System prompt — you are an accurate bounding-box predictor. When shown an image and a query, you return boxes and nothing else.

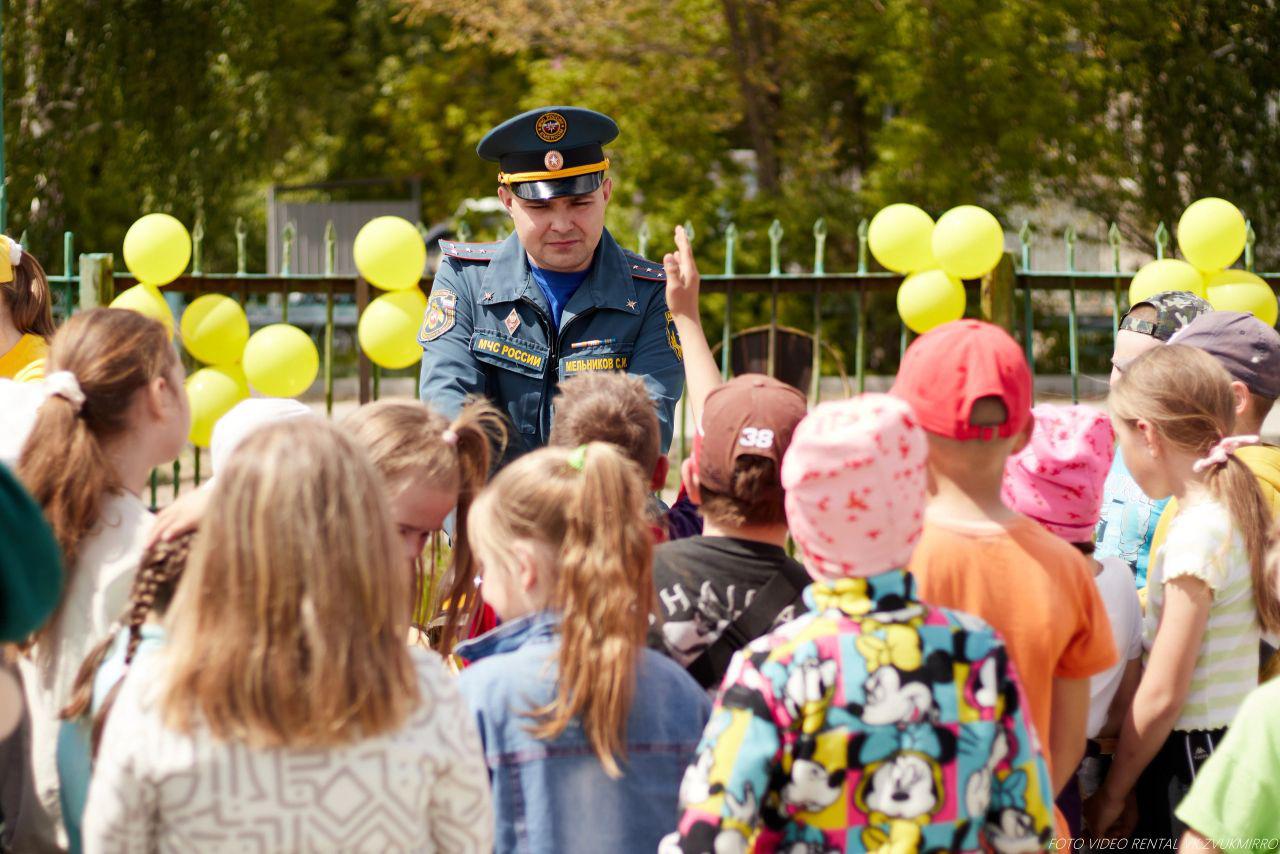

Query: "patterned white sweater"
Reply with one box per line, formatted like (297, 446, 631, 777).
(82, 647, 493, 853)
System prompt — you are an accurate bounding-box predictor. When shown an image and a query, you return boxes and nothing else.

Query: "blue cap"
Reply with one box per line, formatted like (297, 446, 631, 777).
(478, 106, 618, 201)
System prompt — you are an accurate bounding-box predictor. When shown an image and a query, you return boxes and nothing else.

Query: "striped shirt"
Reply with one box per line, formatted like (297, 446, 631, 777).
(1144, 499, 1258, 731)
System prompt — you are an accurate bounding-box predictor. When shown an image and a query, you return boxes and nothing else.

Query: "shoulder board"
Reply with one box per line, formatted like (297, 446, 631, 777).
(622, 251, 666, 282)
(438, 239, 501, 262)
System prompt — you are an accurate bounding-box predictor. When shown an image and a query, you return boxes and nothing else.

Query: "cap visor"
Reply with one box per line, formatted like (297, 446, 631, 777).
(511, 172, 604, 201)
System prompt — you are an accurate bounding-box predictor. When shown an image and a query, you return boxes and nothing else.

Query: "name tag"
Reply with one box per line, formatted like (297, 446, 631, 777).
(471, 331, 549, 378)
(561, 354, 630, 373)
(560, 341, 634, 378)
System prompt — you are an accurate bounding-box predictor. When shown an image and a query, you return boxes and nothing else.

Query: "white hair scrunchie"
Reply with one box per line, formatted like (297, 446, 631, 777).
(8, 240, 22, 267)
(43, 371, 85, 413)
(1192, 434, 1259, 473)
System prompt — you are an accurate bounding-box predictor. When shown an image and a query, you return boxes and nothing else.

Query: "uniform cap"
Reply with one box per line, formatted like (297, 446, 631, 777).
(1169, 310, 1280, 399)
(1002, 404, 1115, 543)
(782, 394, 927, 580)
(1120, 290, 1213, 342)
(693, 374, 807, 495)
(478, 106, 618, 201)
(891, 319, 1033, 441)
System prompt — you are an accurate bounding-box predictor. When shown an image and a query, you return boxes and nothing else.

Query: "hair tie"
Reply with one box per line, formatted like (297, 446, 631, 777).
(1193, 434, 1259, 473)
(566, 444, 588, 472)
(8, 240, 23, 267)
(441, 428, 459, 447)
(43, 371, 85, 413)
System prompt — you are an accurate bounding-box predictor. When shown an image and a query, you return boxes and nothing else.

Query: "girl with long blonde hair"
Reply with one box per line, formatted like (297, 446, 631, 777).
(456, 442, 709, 854)
(342, 397, 507, 651)
(16, 307, 189, 849)
(81, 419, 492, 852)
(1085, 344, 1280, 839)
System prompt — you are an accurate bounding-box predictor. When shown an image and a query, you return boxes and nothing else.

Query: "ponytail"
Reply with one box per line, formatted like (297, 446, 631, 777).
(1207, 455, 1280, 633)
(1, 247, 55, 340)
(17, 308, 176, 640)
(469, 442, 653, 777)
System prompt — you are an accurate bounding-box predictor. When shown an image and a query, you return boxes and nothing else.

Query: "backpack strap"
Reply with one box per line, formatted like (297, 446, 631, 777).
(685, 569, 807, 690)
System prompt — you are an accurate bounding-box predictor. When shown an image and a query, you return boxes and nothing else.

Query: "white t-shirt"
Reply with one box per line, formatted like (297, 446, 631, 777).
(18, 490, 152, 848)
(1087, 556, 1143, 739)
(83, 647, 494, 854)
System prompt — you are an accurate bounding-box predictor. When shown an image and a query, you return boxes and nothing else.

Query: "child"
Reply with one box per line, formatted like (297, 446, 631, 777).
(1083, 345, 1280, 840)
(648, 374, 811, 690)
(455, 442, 710, 854)
(1001, 404, 1143, 834)
(343, 398, 507, 650)
(1096, 290, 1212, 589)
(0, 237, 55, 383)
(895, 320, 1117, 814)
(665, 395, 1055, 852)
(82, 419, 493, 851)
(15, 307, 190, 849)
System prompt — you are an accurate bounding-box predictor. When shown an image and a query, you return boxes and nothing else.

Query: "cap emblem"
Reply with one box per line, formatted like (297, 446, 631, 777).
(544, 150, 564, 171)
(535, 112, 567, 143)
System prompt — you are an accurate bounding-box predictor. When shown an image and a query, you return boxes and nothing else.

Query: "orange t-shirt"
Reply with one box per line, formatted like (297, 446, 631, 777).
(908, 513, 1118, 770)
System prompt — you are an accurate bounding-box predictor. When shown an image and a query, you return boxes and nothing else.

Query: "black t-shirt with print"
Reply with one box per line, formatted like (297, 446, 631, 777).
(648, 535, 811, 684)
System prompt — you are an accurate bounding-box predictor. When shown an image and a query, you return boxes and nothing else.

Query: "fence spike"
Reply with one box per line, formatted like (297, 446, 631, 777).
(723, 223, 737, 277)
(235, 217, 248, 275)
(813, 217, 827, 275)
(1064, 224, 1077, 273)
(857, 218, 869, 274)
(456, 219, 472, 242)
(768, 219, 784, 276)
(1154, 221, 1169, 260)
(18, 229, 27, 247)
(1245, 219, 1256, 272)
(281, 221, 296, 277)
(191, 215, 205, 275)
(636, 220, 650, 257)
(682, 220, 696, 246)
(323, 220, 337, 276)
(415, 220, 429, 242)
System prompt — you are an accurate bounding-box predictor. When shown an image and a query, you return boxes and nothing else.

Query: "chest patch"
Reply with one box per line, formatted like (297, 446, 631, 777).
(471, 330, 549, 378)
(419, 290, 457, 342)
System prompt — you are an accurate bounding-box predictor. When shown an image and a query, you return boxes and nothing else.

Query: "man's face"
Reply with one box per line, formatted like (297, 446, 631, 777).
(499, 177, 612, 273)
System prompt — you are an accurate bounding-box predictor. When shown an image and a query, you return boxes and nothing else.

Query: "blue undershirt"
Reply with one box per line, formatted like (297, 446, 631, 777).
(529, 263, 589, 329)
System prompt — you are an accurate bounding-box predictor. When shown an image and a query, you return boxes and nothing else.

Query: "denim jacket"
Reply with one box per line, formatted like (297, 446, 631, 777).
(456, 611, 711, 853)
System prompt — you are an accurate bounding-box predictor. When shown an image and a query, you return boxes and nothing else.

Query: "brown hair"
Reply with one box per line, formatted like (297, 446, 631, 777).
(17, 308, 178, 633)
(342, 397, 507, 652)
(1111, 344, 1280, 632)
(468, 443, 654, 777)
(1, 245, 55, 340)
(549, 372, 662, 477)
(160, 419, 419, 747)
(61, 532, 195, 756)
(699, 456, 787, 527)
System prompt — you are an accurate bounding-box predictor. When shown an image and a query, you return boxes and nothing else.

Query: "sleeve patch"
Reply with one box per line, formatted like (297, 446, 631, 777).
(420, 290, 458, 343)
(666, 310, 684, 362)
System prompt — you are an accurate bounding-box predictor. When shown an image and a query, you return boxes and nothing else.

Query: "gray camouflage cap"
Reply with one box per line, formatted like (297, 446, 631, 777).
(1121, 290, 1214, 342)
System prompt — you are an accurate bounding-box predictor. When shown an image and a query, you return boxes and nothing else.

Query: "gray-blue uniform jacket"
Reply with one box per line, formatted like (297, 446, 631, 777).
(418, 228, 684, 457)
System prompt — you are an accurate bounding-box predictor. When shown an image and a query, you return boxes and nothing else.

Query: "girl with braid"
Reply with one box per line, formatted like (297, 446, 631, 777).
(56, 532, 195, 854)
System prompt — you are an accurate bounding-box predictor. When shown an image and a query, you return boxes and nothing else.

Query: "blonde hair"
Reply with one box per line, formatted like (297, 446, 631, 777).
(161, 419, 419, 747)
(343, 397, 507, 652)
(468, 442, 654, 778)
(1112, 344, 1280, 632)
(18, 308, 178, 635)
(1, 245, 55, 340)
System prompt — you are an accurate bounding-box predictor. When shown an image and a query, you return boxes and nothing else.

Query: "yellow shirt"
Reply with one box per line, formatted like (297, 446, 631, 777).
(0, 333, 47, 382)
(1149, 444, 1280, 560)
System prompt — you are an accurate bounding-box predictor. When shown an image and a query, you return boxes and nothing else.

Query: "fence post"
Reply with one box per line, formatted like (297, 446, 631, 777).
(78, 253, 114, 309)
(356, 275, 372, 404)
(980, 252, 1016, 332)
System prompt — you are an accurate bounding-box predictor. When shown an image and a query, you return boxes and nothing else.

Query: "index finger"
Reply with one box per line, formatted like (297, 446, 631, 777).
(674, 226, 695, 274)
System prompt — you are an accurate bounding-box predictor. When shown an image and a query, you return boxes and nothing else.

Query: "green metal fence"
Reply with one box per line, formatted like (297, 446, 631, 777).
(32, 214, 1280, 509)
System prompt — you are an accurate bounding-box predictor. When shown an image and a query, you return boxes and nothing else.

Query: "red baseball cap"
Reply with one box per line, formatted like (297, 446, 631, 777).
(694, 374, 808, 493)
(891, 319, 1032, 440)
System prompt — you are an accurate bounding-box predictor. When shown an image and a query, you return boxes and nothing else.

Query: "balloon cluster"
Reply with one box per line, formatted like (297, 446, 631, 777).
(1130, 198, 1277, 326)
(868, 204, 1005, 333)
(108, 214, 319, 447)
(353, 217, 428, 369)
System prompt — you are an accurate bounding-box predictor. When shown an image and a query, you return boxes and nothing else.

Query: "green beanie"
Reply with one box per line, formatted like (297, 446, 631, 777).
(0, 463, 62, 642)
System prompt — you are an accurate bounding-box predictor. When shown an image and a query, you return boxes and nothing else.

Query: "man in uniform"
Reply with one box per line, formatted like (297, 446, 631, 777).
(419, 106, 684, 457)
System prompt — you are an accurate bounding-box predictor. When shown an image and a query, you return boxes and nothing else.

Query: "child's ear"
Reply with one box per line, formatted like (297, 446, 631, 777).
(651, 455, 670, 492)
(514, 543, 542, 595)
(145, 375, 172, 421)
(1011, 416, 1035, 455)
(681, 457, 701, 505)
(1230, 380, 1251, 419)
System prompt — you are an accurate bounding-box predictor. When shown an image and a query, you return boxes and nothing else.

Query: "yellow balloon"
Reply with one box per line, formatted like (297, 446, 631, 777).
(359, 289, 428, 370)
(353, 216, 427, 291)
(220, 362, 252, 398)
(185, 366, 249, 448)
(868, 204, 935, 274)
(897, 269, 966, 334)
(123, 213, 191, 286)
(1178, 198, 1246, 272)
(180, 294, 249, 366)
(109, 284, 174, 338)
(1129, 259, 1206, 305)
(1205, 269, 1278, 327)
(931, 206, 1005, 280)
(242, 324, 319, 398)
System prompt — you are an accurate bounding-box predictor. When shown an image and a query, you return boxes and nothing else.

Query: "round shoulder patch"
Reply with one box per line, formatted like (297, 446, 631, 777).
(535, 111, 567, 143)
